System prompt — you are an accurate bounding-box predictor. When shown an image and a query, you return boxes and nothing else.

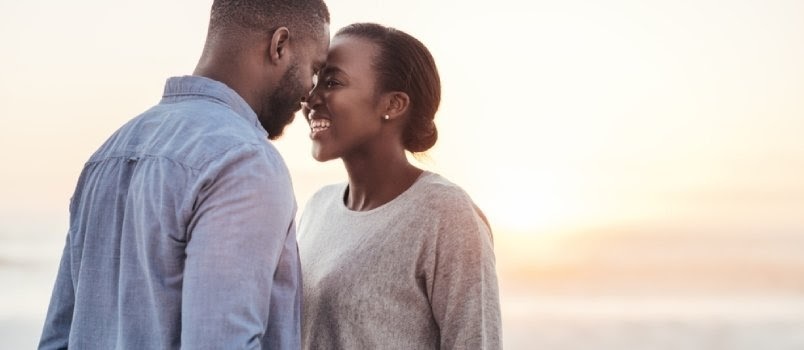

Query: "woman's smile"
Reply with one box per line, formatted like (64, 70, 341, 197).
(309, 116, 331, 139)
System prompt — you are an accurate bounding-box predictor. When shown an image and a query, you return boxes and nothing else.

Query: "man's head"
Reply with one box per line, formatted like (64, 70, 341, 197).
(196, 0, 330, 139)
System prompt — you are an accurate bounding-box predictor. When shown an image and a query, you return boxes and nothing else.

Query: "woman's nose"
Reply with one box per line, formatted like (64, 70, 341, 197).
(301, 87, 319, 120)
(304, 84, 323, 107)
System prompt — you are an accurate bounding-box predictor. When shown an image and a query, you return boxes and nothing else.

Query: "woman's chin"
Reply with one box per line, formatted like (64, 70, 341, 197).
(311, 147, 336, 162)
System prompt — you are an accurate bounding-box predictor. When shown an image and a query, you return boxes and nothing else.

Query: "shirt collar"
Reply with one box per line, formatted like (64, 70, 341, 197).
(161, 75, 269, 138)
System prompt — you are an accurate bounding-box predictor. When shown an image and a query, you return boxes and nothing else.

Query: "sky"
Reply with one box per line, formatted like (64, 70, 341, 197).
(1, 0, 803, 240)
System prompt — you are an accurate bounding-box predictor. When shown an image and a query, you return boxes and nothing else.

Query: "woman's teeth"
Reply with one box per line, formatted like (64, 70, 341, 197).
(310, 119, 331, 132)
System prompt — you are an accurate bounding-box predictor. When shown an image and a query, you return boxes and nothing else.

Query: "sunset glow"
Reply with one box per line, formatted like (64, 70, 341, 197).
(2, 1, 804, 348)
(2, 0, 803, 238)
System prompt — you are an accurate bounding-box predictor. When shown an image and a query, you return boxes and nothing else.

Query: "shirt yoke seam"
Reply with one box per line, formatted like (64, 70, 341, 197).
(84, 140, 269, 173)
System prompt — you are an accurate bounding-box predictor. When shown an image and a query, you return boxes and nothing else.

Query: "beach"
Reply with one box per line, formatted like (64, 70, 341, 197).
(3, 229, 804, 349)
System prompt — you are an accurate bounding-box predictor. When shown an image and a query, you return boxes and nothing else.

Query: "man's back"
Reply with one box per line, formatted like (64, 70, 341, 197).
(39, 76, 301, 349)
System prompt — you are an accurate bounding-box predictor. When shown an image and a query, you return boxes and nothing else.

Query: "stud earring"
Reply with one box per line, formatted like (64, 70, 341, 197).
(383, 115, 390, 120)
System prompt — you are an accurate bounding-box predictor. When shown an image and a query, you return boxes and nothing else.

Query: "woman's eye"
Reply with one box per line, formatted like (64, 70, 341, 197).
(325, 79, 340, 88)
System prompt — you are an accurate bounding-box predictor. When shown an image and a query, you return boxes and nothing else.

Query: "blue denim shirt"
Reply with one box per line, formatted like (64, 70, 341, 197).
(39, 76, 301, 349)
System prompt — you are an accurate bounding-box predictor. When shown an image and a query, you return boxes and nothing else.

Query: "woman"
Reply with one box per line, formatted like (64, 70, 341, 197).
(298, 23, 501, 349)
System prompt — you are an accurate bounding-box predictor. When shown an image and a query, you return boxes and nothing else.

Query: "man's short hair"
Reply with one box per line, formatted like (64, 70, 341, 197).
(209, 0, 330, 42)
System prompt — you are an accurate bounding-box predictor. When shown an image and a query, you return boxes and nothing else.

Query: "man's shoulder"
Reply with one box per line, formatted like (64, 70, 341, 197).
(108, 100, 275, 170)
(156, 98, 260, 142)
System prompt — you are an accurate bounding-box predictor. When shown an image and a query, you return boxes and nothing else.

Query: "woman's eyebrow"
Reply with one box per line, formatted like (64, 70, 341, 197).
(321, 65, 344, 76)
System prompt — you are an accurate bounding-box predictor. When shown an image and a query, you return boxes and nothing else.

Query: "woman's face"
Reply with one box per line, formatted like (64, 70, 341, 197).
(304, 35, 387, 162)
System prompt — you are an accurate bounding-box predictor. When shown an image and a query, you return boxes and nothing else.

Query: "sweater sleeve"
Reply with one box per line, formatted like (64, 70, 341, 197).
(429, 190, 502, 350)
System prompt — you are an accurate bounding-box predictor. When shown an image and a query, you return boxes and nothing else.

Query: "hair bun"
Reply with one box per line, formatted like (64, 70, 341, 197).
(405, 120, 437, 153)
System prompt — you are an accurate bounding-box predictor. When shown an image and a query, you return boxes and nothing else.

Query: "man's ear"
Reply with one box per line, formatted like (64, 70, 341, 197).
(384, 92, 411, 120)
(268, 27, 290, 65)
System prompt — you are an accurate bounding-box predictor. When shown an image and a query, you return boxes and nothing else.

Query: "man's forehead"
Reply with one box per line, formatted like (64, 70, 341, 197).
(312, 22, 330, 48)
(314, 30, 330, 67)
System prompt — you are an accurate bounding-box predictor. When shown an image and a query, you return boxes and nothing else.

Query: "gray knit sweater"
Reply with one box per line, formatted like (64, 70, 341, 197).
(298, 171, 501, 349)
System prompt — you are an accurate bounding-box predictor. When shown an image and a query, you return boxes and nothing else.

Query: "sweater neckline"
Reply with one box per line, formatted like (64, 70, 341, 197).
(336, 171, 433, 216)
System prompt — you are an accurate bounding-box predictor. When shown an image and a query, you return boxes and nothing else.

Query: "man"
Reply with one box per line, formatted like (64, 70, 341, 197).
(39, 1, 329, 348)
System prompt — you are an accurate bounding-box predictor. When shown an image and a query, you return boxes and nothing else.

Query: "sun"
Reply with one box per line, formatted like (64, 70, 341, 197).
(471, 168, 584, 235)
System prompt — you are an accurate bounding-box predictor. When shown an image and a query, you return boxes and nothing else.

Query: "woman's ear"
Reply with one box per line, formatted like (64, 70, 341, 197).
(384, 91, 410, 120)
(268, 27, 290, 64)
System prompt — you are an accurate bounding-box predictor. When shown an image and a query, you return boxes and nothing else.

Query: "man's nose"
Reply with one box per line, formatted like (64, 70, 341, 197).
(304, 84, 322, 107)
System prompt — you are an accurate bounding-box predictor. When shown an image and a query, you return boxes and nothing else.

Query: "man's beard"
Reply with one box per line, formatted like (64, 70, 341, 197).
(260, 63, 304, 140)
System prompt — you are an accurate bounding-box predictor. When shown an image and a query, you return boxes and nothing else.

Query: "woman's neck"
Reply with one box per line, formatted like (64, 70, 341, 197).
(342, 150, 423, 212)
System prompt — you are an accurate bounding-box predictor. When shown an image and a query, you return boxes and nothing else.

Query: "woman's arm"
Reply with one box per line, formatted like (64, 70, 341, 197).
(429, 191, 502, 349)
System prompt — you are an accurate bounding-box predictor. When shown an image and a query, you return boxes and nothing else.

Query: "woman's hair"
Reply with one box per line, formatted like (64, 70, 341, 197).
(336, 23, 441, 153)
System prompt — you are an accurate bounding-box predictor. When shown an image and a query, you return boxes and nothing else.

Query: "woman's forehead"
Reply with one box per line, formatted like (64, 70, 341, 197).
(326, 35, 378, 70)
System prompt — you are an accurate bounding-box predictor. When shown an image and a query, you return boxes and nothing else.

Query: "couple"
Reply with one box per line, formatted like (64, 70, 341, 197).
(39, 0, 501, 349)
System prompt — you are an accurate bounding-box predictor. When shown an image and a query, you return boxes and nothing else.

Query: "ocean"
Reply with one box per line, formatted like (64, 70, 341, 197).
(3, 230, 804, 349)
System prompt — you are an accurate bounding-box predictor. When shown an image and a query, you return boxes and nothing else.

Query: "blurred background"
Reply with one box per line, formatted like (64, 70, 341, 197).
(2, 0, 803, 349)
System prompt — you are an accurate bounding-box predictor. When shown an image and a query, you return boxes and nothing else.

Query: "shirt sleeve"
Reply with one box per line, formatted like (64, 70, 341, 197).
(38, 234, 75, 350)
(180, 144, 298, 349)
(261, 221, 302, 348)
(429, 191, 502, 350)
